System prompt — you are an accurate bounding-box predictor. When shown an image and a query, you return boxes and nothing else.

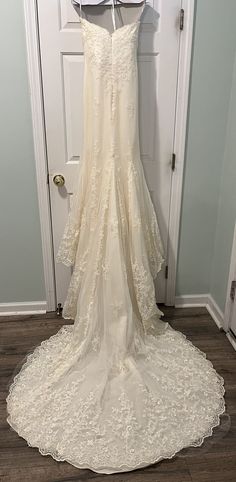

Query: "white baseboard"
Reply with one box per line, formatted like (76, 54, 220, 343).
(0, 294, 224, 331)
(0, 301, 47, 316)
(175, 293, 224, 329)
(175, 293, 209, 307)
(206, 294, 224, 330)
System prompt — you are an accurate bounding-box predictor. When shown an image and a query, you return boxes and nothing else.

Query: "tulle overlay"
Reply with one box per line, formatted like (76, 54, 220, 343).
(6, 4, 225, 474)
(55, 149, 166, 334)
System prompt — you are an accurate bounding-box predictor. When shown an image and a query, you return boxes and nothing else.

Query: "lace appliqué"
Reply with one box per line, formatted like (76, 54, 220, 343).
(81, 19, 139, 106)
(6, 324, 225, 473)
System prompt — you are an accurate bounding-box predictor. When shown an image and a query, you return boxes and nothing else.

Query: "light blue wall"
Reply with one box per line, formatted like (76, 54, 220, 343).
(0, 1, 45, 303)
(210, 53, 236, 312)
(176, 0, 236, 307)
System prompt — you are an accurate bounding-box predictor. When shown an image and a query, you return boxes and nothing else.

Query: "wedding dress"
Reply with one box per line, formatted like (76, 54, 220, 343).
(6, 0, 225, 474)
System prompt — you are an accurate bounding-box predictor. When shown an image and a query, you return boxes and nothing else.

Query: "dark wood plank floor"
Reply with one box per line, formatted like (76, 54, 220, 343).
(0, 306, 236, 482)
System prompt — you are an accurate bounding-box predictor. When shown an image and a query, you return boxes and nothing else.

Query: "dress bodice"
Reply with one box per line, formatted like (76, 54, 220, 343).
(72, 1, 145, 162)
(80, 17, 140, 93)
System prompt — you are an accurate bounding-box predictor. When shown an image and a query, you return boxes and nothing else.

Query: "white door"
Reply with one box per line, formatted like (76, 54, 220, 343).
(37, 0, 182, 309)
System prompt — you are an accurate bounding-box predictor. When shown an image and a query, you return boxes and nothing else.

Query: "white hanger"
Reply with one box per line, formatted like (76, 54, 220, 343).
(111, 0, 116, 30)
(72, 0, 146, 30)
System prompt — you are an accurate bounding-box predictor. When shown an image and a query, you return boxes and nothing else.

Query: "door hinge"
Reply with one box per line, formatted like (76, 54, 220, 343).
(171, 153, 176, 171)
(165, 265, 168, 279)
(230, 280, 236, 301)
(180, 8, 184, 31)
(47, 172, 50, 184)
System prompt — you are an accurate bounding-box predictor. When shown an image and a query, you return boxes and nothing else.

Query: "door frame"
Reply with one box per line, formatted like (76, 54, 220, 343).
(224, 222, 236, 333)
(23, 0, 195, 311)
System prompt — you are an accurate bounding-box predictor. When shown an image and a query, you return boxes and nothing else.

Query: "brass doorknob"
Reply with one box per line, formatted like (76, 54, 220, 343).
(53, 174, 65, 187)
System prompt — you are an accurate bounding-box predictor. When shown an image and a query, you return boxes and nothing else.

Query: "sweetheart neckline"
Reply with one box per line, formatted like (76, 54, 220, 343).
(80, 17, 141, 38)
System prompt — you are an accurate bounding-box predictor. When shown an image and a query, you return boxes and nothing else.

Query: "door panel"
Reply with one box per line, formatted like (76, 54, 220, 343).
(37, 0, 181, 307)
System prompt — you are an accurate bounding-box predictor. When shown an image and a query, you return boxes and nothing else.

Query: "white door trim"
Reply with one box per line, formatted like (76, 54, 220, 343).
(23, 0, 56, 311)
(23, 0, 195, 310)
(166, 0, 195, 305)
(224, 222, 236, 332)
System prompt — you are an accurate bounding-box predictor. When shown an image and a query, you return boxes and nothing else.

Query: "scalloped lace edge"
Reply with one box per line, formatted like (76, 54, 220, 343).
(6, 322, 226, 474)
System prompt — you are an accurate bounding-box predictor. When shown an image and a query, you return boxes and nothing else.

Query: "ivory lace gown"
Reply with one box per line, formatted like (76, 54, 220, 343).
(6, 2, 225, 474)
